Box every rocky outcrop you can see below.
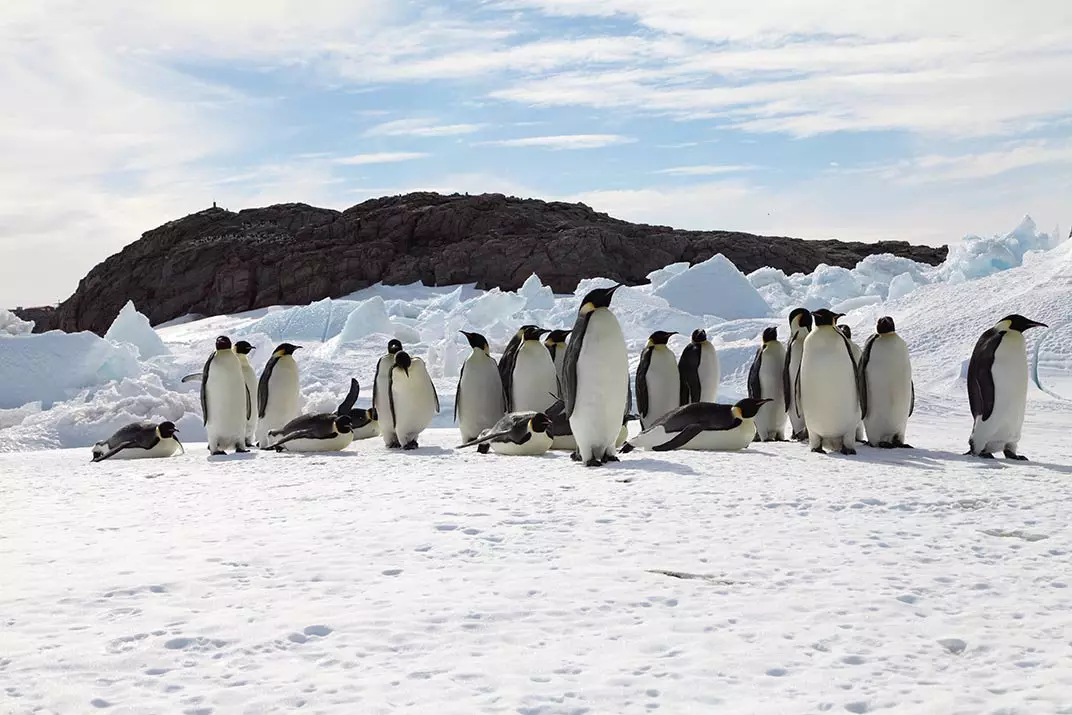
[18,192,947,334]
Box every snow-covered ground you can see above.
[2,216,1072,713]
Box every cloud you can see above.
[862,140,1072,184]
[363,118,487,137]
[654,165,754,176]
[477,134,635,149]
[334,152,431,165]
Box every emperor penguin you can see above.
[678,329,720,404]
[234,340,258,448]
[636,330,680,429]
[545,398,632,452]
[838,325,867,443]
[503,326,558,413]
[201,336,250,455]
[268,413,354,453]
[858,316,915,448]
[456,330,507,454]
[966,314,1047,460]
[334,378,379,440]
[562,284,630,467]
[497,325,535,392]
[784,308,813,441]
[256,343,302,448]
[799,309,861,455]
[543,329,571,386]
[388,351,440,450]
[747,327,787,441]
[373,339,405,447]
[91,421,183,462]
[457,411,553,456]
[622,398,771,452]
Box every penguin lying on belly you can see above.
[621,398,771,452]
[92,421,184,462]
[267,414,354,453]
[456,411,553,456]
[333,378,379,440]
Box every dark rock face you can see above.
[18,192,947,334]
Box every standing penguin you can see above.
[456,331,507,454]
[502,326,558,413]
[562,284,630,467]
[784,308,813,441]
[966,314,1047,460]
[636,330,680,429]
[543,329,571,387]
[678,329,720,404]
[747,327,787,441]
[497,325,536,395]
[234,340,258,448]
[799,309,861,455]
[838,325,867,444]
[373,339,404,448]
[389,351,440,450]
[256,343,302,448]
[92,421,183,462]
[201,336,250,455]
[859,317,914,448]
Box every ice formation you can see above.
[653,254,771,320]
[104,300,170,358]
[0,308,35,336]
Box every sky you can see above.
[2,0,1071,307]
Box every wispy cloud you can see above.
[334,152,430,166]
[363,118,488,138]
[478,134,635,149]
[863,140,1072,184]
[654,164,753,176]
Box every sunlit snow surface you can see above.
[2,217,1072,712]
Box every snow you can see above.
[1,214,1071,711]
[104,300,170,358]
[0,307,35,335]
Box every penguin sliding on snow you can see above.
[679,329,720,404]
[747,327,787,441]
[456,411,553,456]
[91,421,183,462]
[501,326,558,414]
[838,325,867,444]
[784,308,812,441]
[543,329,571,387]
[201,336,251,455]
[257,343,302,448]
[636,330,680,429]
[799,309,861,455]
[267,414,354,453]
[388,351,440,450]
[858,317,914,448]
[622,398,771,452]
[966,314,1047,460]
[373,339,405,448]
[456,331,507,454]
[561,284,630,467]
[334,378,379,441]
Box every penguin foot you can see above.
[895,442,914,449]
[584,458,603,467]
[752,433,761,442]
[811,447,826,454]
[387,440,402,449]
[840,445,857,456]
[601,454,620,464]
[246,440,256,448]
[977,451,995,459]
[570,451,582,462]
[235,446,249,453]
[477,443,490,454]
[1003,450,1029,461]
[619,443,635,454]
[876,441,895,449]
[210,450,227,456]
[402,441,419,451]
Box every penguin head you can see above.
[544,329,571,346]
[762,326,778,343]
[387,339,403,355]
[334,414,354,434]
[876,316,897,334]
[394,351,412,375]
[838,325,852,340]
[157,421,179,439]
[999,314,1048,333]
[367,407,378,423]
[215,336,232,351]
[733,397,772,419]
[579,284,622,315]
[529,412,552,436]
[273,343,302,357]
[460,331,490,352]
[690,329,708,343]
[789,308,813,330]
[234,340,255,356]
[647,330,677,346]
[522,326,549,341]
[811,309,843,327]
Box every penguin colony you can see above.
[92,289,1047,464]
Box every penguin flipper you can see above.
[561,311,591,418]
[651,425,704,451]
[387,367,397,427]
[454,363,464,422]
[268,429,321,450]
[782,337,794,411]
[456,430,510,449]
[968,330,999,420]
[245,385,252,421]
[200,354,212,425]
[337,378,360,416]
[181,372,203,383]
[858,334,879,420]
[635,347,651,419]
[910,381,915,417]
[678,345,700,404]
[429,372,440,414]
[747,345,763,399]
[258,356,280,419]
[91,440,140,462]
[372,358,384,413]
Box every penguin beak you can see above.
[1025,319,1048,330]
[608,283,623,296]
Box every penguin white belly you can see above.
[800,331,859,444]
[568,310,629,461]
[641,350,680,428]
[698,343,721,402]
[240,361,258,444]
[258,359,300,446]
[754,347,787,440]
[787,337,807,434]
[512,344,558,413]
[351,422,380,441]
[392,366,437,445]
[490,431,553,456]
[459,354,506,441]
[93,437,181,460]
[278,431,354,453]
[972,333,1028,451]
[206,354,247,450]
[863,338,912,443]
[632,421,756,451]
[374,355,397,445]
